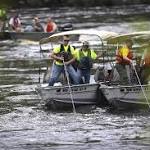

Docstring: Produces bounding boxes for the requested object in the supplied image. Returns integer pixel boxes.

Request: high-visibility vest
[55,44,73,65]
[116,47,133,65]
[78,50,92,69]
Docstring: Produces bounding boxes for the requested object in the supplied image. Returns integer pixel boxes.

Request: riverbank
[1,0,150,8]
[18,0,150,7]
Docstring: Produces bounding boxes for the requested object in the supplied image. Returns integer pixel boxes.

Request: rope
[63,60,76,113]
[132,64,150,109]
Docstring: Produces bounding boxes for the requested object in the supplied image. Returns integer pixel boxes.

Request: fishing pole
[63,59,76,114]
[39,44,42,83]
[132,63,150,109]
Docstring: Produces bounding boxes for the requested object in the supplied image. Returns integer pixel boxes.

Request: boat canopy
[39,29,118,44]
[107,31,150,44]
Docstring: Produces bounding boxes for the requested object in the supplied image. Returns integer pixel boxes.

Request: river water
[0,5,150,150]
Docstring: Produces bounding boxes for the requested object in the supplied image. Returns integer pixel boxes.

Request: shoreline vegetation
[0,0,150,8]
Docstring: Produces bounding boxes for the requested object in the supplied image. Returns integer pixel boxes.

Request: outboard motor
[58,23,73,31]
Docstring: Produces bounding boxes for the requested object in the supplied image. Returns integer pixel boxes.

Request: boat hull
[36,83,100,110]
[100,84,150,110]
[9,32,54,41]
[0,32,10,40]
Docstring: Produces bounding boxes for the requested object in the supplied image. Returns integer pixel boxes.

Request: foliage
[1,0,150,8]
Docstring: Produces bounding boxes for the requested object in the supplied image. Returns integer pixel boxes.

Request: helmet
[82,41,89,46]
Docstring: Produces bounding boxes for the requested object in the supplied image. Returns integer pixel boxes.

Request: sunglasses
[64,40,70,42]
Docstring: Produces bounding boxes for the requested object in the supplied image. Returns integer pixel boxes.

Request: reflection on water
[0,5,150,150]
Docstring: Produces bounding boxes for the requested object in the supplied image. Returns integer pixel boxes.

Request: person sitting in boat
[48,35,80,86]
[75,41,97,84]
[32,17,44,32]
[9,13,22,32]
[140,47,150,84]
[45,17,57,33]
[94,63,120,83]
[115,39,133,84]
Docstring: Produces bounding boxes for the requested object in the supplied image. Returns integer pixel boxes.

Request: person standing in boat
[45,17,57,33]
[76,41,97,84]
[9,13,22,32]
[115,39,133,84]
[0,8,7,31]
[140,47,150,84]
[32,17,44,32]
[48,35,80,86]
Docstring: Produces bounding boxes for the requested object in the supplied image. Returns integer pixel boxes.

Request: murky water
[0,5,150,150]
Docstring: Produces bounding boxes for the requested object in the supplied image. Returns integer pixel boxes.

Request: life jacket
[46,23,53,32]
[56,44,73,62]
[78,50,92,69]
[13,17,19,28]
[116,47,133,65]
[144,51,150,66]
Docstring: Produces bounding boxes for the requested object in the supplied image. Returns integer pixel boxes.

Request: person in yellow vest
[49,35,80,86]
[0,8,7,31]
[140,47,150,84]
[75,41,97,84]
[115,39,133,84]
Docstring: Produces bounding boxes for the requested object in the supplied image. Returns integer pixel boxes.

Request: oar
[63,59,76,113]
[132,63,150,109]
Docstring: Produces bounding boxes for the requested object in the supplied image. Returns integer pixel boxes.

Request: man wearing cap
[48,35,80,86]
[76,41,97,84]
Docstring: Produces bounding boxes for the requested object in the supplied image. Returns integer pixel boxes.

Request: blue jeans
[49,63,80,86]
[77,69,91,84]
